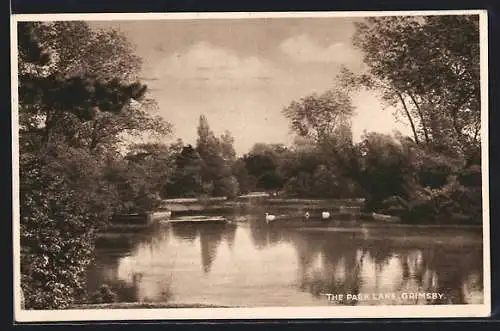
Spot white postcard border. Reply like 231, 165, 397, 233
11, 10, 491, 322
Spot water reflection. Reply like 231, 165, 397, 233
86, 216, 484, 307
287, 227, 483, 305
198, 223, 225, 273
171, 223, 198, 242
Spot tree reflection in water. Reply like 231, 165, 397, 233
171, 223, 198, 242
223, 222, 238, 250
198, 223, 225, 273
87, 214, 483, 306
282, 225, 483, 305
248, 217, 290, 249
170, 222, 239, 273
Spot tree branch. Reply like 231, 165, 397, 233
407, 92, 430, 146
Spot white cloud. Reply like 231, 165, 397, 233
279, 34, 360, 63
149, 41, 282, 89
142, 40, 408, 155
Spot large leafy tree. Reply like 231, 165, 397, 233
241, 143, 288, 193
117, 142, 180, 212
195, 115, 239, 197
282, 88, 354, 145
17, 21, 170, 309
18, 22, 170, 154
280, 87, 360, 198
164, 144, 205, 198
351, 15, 480, 157
355, 132, 417, 209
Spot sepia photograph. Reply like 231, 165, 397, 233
11, 10, 490, 321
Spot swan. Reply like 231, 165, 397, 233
321, 211, 330, 219
304, 211, 311, 220
265, 212, 276, 223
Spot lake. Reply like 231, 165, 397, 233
86, 213, 484, 307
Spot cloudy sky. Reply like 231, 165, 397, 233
90, 17, 411, 155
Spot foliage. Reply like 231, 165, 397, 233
239, 141, 361, 199
17, 15, 484, 310
90, 285, 117, 304
18, 22, 171, 153
20, 144, 115, 309
282, 88, 354, 144
324, 14, 483, 223
363, 138, 482, 223
231, 159, 256, 194
164, 144, 204, 197
194, 115, 238, 197
351, 15, 480, 156
104, 142, 179, 213
240, 143, 289, 193
352, 133, 417, 210
18, 21, 170, 309
163, 120, 240, 199
404, 173, 482, 224
213, 175, 240, 199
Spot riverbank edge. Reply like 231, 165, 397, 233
70, 302, 236, 309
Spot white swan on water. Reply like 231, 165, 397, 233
265, 213, 276, 223
321, 211, 330, 219
304, 211, 311, 220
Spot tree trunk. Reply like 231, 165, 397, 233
397, 92, 420, 145
89, 119, 100, 151
41, 110, 55, 146
408, 92, 430, 146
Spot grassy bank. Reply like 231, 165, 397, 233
70, 302, 235, 309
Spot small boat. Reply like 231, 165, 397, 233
165, 216, 228, 224
321, 211, 331, 219
372, 212, 401, 223
265, 213, 292, 223
150, 210, 172, 221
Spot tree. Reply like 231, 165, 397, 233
355, 132, 417, 210
164, 144, 204, 197
213, 175, 240, 199
27, 21, 142, 80
196, 115, 224, 186
18, 21, 170, 154
219, 130, 237, 163
282, 88, 354, 145
243, 143, 289, 193
280, 85, 362, 198
17, 21, 170, 309
116, 142, 179, 212
195, 115, 238, 197
344, 15, 482, 222
20, 142, 117, 309
231, 158, 256, 194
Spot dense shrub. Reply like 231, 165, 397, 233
90, 284, 118, 304
213, 175, 240, 199
20, 146, 115, 309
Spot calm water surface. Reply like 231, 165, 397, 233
86, 214, 484, 307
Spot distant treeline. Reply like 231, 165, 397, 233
152, 116, 481, 225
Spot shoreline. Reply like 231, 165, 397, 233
70, 302, 235, 309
